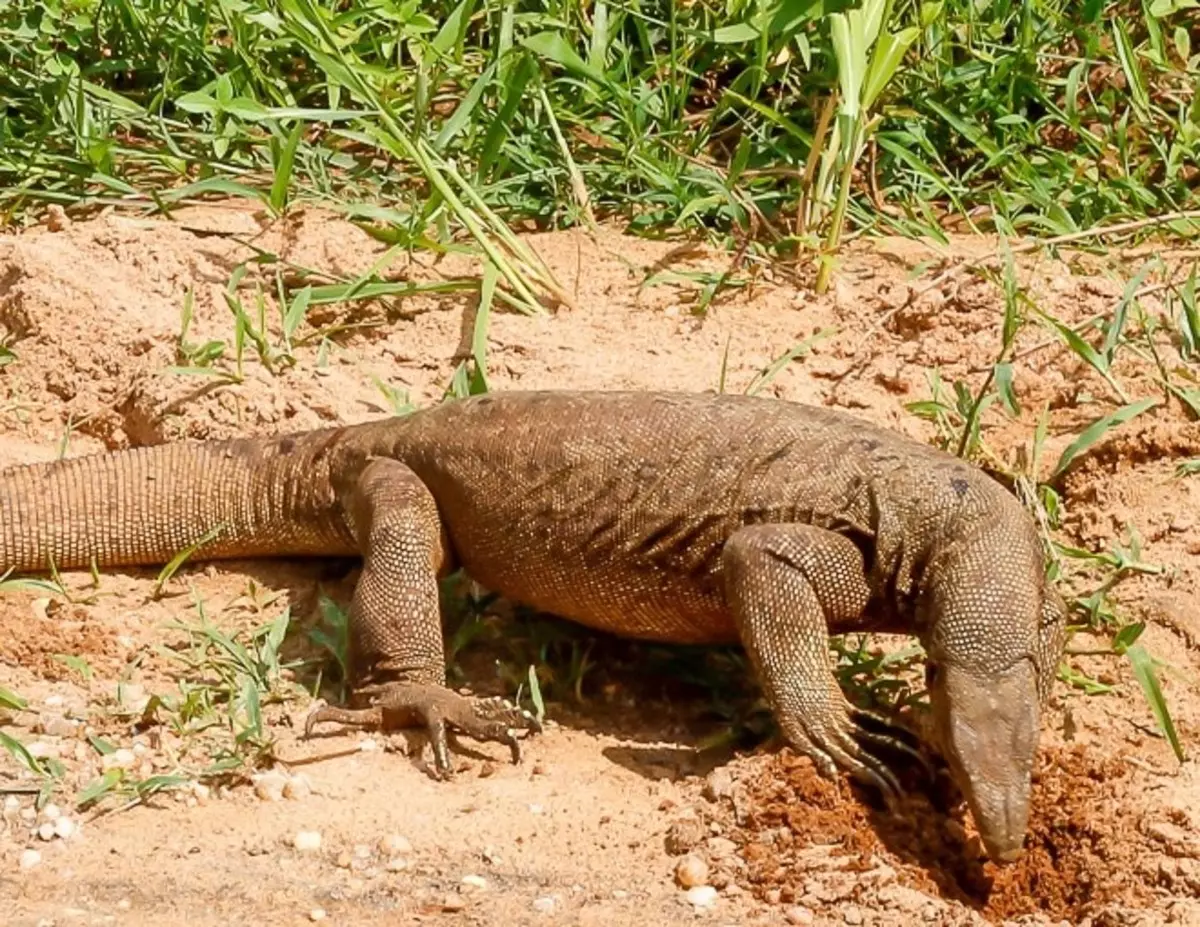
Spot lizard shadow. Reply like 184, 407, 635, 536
152, 561, 1001, 904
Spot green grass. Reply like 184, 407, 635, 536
2, 1, 1197, 272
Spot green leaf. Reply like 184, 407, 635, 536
520, 32, 608, 85
434, 61, 496, 151
710, 23, 759, 43
283, 286, 312, 338
269, 119, 305, 215
88, 735, 116, 756
0, 686, 28, 711
863, 27, 919, 110
1125, 644, 1185, 763
1111, 622, 1146, 653
528, 665, 545, 722
430, 0, 475, 57
0, 731, 51, 778
1051, 397, 1160, 480
51, 653, 94, 680
1112, 19, 1150, 119
76, 769, 124, 809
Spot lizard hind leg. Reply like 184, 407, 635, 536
721, 523, 920, 798
304, 456, 541, 777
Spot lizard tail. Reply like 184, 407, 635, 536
0, 432, 357, 573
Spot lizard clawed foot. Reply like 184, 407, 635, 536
304, 683, 543, 778
790, 708, 905, 800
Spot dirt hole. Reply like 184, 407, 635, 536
731, 745, 1155, 922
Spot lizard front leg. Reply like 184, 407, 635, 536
304, 457, 541, 775
722, 524, 919, 796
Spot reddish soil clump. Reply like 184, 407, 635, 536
735, 745, 1156, 922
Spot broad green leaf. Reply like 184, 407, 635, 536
711, 23, 760, 43
431, 0, 475, 57
863, 27, 919, 110
520, 32, 608, 85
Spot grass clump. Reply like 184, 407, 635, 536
1, 0, 1197, 275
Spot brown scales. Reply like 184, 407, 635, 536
0, 389, 1067, 863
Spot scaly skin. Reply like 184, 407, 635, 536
0, 390, 1066, 862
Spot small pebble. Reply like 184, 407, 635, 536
191, 783, 210, 804
461, 874, 488, 890
843, 905, 864, 925
685, 885, 718, 909
706, 837, 737, 858
785, 906, 815, 925
41, 803, 61, 821
675, 855, 709, 889
441, 896, 466, 913
116, 900, 131, 911
309, 908, 326, 922
358, 738, 379, 752
379, 834, 412, 856
44, 695, 64, 708
253, 771, 288, 802
40, 716, 77, 738
19, 849, 42, 869
102, 749, 136, 771
532, 896, 556, 914
293, 830, 322, 853
703, 768, 734, 801
283, 775, 312, 800
37, 822, 56, 842
353, 844, 372, 860
385, 857, 409, 872
665, 817, 706, 855
53, 817, 75, 840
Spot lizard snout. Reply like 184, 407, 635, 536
928, 659, 1041, 865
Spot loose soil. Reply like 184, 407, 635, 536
1, 202, 1198, 927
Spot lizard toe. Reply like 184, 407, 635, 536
847, 707, 935, 780
303, 703, 383, 738
819, 718, 904, 799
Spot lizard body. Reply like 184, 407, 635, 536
0, 390, 1066, 862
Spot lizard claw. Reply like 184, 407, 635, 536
848, 706, 935, 781
790, 706, 905, 800
304, 683, 542, 777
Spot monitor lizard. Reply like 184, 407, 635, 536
0, 389, 1066, 863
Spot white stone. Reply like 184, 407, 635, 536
293, 831, 322, 852
685, 886, 718, 909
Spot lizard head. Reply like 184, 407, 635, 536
920, 533, 1067, 864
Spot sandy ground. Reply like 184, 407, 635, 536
1, 202, 1199, 926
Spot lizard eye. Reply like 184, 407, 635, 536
925, 662, 940, 689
